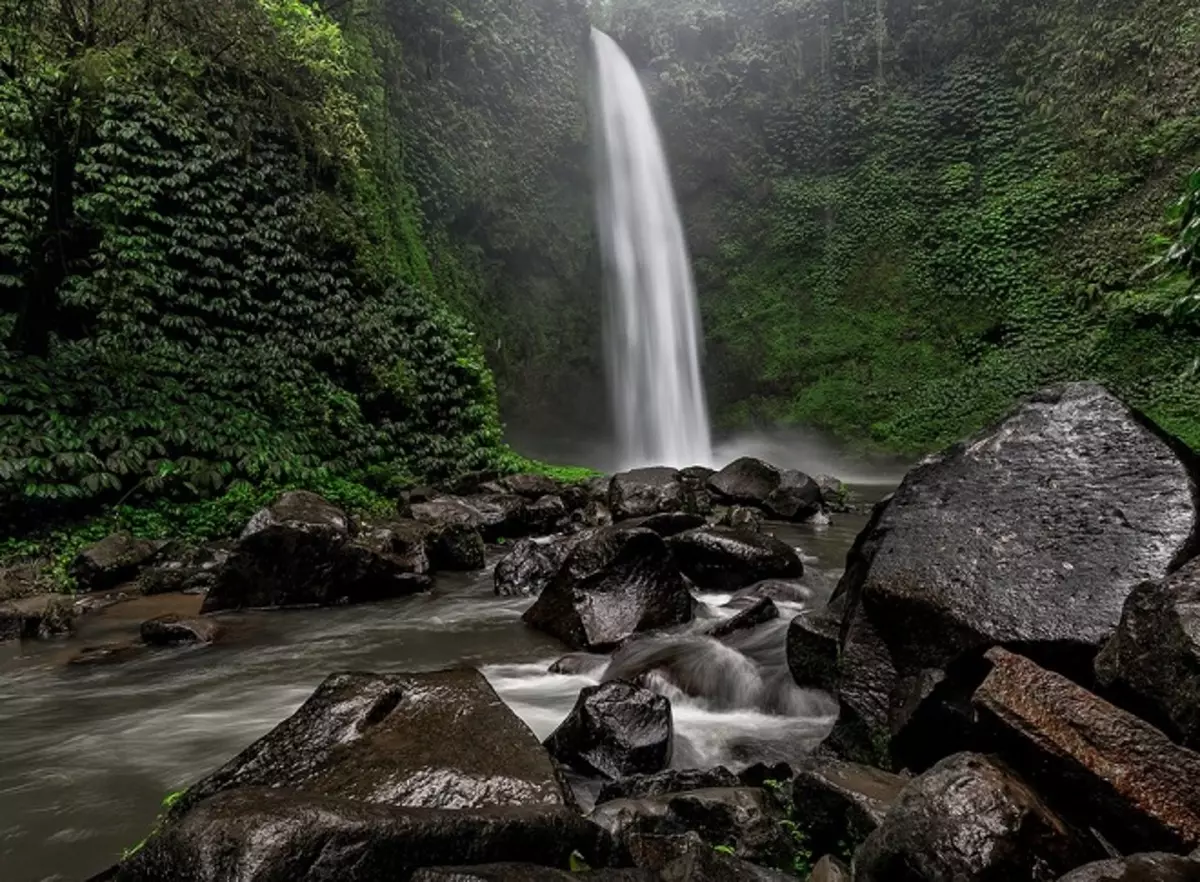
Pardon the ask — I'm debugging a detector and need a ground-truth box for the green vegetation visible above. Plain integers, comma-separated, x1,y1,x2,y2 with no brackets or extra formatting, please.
1161,167,1200,318
0,0,596,544
122,787,187,860
599,0,1200,454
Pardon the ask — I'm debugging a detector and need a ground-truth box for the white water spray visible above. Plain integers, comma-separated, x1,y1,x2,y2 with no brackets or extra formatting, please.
591,29,713,469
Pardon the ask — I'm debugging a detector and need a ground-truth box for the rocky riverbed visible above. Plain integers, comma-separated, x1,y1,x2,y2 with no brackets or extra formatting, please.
4,382,1200,881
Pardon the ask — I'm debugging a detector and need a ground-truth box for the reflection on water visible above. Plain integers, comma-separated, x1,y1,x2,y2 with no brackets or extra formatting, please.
0,502,884,882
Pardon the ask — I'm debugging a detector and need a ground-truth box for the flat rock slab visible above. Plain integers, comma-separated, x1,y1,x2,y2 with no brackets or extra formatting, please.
140,614,222,646
112,789,616,882
669,526,803,592
0,593,75,642
975,647,1200,852
833,383,1200,744
176,669,571,815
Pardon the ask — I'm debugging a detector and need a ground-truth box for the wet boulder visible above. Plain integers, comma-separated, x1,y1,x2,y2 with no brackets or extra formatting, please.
71,532,166,592
175,669,574,815
786,608,840,691
854,752,1095,882
706,598,779,640
712,506,764,533
628,831,795,880
733,580,815,607
764,470,823,522
1057,854,1200,881
500,473,562,500
494,537,574,597
522,527,694,651
1095,559,1200,750
669,527,803,592
597,767,740,803
791,757,906,857
140,614,222,646
544,681,673,779
0,594,75,642
832,383,1200,749
527,494,568,533
412,496,484,529
626,512,707,538
590,787,792,868
113,790,617,882
974,647,1200,853
467,494,530,542
548,652,610,678
609,468,688,520
137,541,234,596
430,522,487,571
707,458,781,507
203,494,431,612
814,476,849,513
575,500,616,531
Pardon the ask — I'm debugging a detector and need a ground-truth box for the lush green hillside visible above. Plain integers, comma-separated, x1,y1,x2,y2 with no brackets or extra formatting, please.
599,0,1200,453
0,0,594,533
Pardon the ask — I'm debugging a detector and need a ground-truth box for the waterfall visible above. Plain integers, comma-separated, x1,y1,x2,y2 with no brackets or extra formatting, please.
590,28,713,470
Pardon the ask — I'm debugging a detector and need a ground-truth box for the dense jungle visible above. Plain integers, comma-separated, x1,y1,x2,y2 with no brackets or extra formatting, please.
2,0,1200,880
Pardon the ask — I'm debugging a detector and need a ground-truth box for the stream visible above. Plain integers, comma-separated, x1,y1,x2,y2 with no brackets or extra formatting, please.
0,498,885,881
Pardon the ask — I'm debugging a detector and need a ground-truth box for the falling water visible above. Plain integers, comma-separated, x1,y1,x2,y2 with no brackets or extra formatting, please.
591,29,713,469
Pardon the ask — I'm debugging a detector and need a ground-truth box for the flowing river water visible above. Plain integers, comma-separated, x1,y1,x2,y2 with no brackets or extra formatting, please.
0,496,889,882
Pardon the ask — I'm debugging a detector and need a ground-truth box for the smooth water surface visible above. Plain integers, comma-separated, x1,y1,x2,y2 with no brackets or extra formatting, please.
0,507,877,882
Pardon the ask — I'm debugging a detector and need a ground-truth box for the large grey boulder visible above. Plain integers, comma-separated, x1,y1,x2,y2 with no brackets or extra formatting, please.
831,384,1200,753
494,537,574,597
707,458,781,507
1056,854,1200,881
544,681,673,779
609,468,688,520
71,532,165,592
669,527,803,592
522,527,694,650
1095,559,1200,750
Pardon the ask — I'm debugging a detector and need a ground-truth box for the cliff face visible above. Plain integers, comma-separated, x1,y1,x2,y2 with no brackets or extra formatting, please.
600,0,1200,453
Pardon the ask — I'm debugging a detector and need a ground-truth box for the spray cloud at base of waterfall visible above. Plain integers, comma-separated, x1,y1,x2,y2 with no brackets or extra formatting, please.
590,28,713,471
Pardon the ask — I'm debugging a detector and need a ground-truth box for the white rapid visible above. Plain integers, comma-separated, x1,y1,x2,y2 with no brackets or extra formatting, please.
591,28,713,470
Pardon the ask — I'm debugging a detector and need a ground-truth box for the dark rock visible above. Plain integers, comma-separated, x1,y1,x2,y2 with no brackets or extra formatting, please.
764,470,823,522
71,532,166,592
855,752,1095,882
203,493,432,612
494,538,573,597
597,767,740,803
786,609,840,691
736,762,793,788
548,652,610,677
733,580,814,607
707,598,779,640
0,593,75,642
501,474,561,500
522,527,693,650
576,500,615,530
466,494,530,542
448,470,504,496
832,383,1200,751
413,867,651,882
140,615,223,646
707,458,781,506
544,681,672,779
669,527,803,592
527,495,568,532
1057,854,1200,881
584,475,612,502
68,641,150,666
1095,559,1200,750
430,523,487,571
713,506,764,532
628,831,795,880
609,468,687,520
138,541,235,596
113,790,617,882
791,757,906,857
974,647,1200,853
590,787,791,868
412,496,486,530
679,466,716,486
814,476,849,513
626,512,707,538
175,669,573,816
807,856,852,882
